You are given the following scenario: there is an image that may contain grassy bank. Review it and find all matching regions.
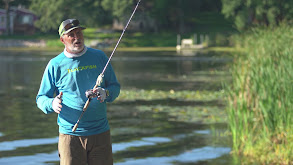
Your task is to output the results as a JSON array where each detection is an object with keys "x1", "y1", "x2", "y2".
[
  {"x1": 226, "y1": 24, "x2": 293, "y2": 164},
  {"x1": 0, "y1": 27, "x2": 240, "y2": 53},
  {"x1": 0, "y1": 22, "x2": 237, "y2": 51},
  {"x1": 0, "y1": 29, "x2": 187, "y2": 48}
]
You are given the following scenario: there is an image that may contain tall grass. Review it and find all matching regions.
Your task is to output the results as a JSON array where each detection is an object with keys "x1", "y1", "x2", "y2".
[{"x1": 226, "y1": 24, "x2": 293, "y2": 164}]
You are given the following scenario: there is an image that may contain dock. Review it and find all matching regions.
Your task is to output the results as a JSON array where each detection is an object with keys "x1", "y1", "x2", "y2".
[{"x1": 176, "y1": 34, "x2": 208, "y2": 52}]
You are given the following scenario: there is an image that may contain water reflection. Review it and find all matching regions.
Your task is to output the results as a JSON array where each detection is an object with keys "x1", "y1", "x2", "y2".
[
  {"x1": 0, "y1": 146, "x2": 230, "y2": 165},
  {"x1": 0, "y1": 137, "x2": 59, "y2": 152},
  {"x1": 116, "y1": 147, "x2": 230, "y2": 165},
  {"x1": 0, "y1": 136, "x2": 172, "y2": 164},
  {"x1": 0, "y1": 50, "x2": 233, "y2": 165},
  {"x1": 0, "y1": 133, "x2": 230, "y2": 165},
  {"x1": 0, "y1": 151, "x2": 59, "y2": 165}
]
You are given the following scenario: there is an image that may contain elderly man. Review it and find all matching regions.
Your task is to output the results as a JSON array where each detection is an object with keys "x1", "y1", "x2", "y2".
[{"x1": 36, "y1": 19, "x2": 120, "y2": 165}]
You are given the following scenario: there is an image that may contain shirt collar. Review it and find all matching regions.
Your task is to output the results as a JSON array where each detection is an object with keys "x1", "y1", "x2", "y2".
[{"x1": 64, "y1": 46, "x2": 87, "y2": 58}]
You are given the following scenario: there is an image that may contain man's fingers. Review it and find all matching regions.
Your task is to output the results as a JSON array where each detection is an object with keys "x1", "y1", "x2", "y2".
[
  {"x1": 54, "y1": 103, "x2": 62, "y2": 114},
  {"x1": 97, "y1": 96, "x2": 104, "y2": 103},
  {"x1": 54, "y1": 108, "x2": 61, "y2": 114},
  {"x1": 53, "y1": 93, "x2": 63, "y2": 114}
]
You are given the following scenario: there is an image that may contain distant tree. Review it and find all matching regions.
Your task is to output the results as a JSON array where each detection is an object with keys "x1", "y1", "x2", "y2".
[
  {"x1": 29, "y1": 0, "x2": 224, "y2": 33},
  {"x1": 221, "y1": 0, "x2": 293, "y2": 30},
  {"x1": 30, "y1": 0, "x2": 70, "y2": 33},
  {"x1": 30, "y1": 0, "x2": 112, "y2": 33},
  {"x1": 148, "y1": 0, "x2": 222, "y2": 33},
  {"x1": 101, "y1": 0, "x2": 134, "y2": 22},
  {"x1": 76, "y1": 0, "x2": 112, "y2": 28}
]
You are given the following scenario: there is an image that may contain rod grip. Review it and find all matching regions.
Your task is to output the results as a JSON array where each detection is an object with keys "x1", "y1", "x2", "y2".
[
  {"x1": 72, "y1": 123, "x2": 79, "y2": 132},
  {"x1": 72, "y1": 99, "x2": 91, "y2": 132},
  {"x1": 83, "y1": 99, "x2": 91, "y2": 110}
]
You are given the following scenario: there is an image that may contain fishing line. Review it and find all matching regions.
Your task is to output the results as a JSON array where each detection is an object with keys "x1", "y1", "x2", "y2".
[
  {"x1": 101, "y1": 0, "x2": 141, "y2": 76},
  {"x1": 96, "y1": 0, "x2": 141, "y2": 86}
]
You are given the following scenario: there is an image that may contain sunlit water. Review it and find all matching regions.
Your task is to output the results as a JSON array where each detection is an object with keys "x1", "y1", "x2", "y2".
[{"x1": 0, "y1": 50, "x2": 234, "y2": 165}]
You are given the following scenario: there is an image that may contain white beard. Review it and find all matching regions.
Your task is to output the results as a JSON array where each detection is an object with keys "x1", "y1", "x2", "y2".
[
  {"x1": 66, "y1": 44, "x2": 84, "y2": 53},
  {"x1": 64, "y1": 46, "x2": 87, "y2": 58}
]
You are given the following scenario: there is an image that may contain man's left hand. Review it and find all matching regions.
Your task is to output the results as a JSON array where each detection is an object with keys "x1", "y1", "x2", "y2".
[{"x1": 93, "y1": 87, "x2": 108, "y2": 103}]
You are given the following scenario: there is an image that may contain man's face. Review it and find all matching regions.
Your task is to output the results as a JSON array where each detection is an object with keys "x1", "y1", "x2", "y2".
[{"x1": 60, "y1": 28, "x2": 84, "y2": 54}]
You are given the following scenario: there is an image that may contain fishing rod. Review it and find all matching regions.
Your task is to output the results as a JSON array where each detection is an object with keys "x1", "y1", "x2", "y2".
[{"x1": 72, "y1": 0, "x2": 142, "y2": 132}]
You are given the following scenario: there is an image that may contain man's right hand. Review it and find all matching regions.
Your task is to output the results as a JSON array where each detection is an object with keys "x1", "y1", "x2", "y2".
[{"x1": 52, "y1": 92, "x2": 63, "y2": 114}]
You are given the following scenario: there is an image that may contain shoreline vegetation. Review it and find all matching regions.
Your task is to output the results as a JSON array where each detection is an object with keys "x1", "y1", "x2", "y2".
[
  {"x1": 0, "y1": 27, "x2": 239, "y2": 53},
  {"x1": 226, "y1": 24, "x2": 293, "y2": 164},
  {"x1": 0, "y1": 45, "x2": 240, "y2": 53}
]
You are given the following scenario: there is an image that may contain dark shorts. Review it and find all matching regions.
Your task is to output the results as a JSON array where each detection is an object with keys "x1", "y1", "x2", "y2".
[{"x1": 58, "y1": 130, "x2": 113, "y2": 165}]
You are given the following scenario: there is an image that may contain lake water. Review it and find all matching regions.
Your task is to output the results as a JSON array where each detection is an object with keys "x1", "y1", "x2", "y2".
[{"x1": 0, "y1": 50, "x2": 234, "y2": 165}]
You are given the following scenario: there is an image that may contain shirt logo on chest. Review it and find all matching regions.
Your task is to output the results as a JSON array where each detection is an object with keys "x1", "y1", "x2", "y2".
[{"x1": 67, "y1": 65, "x2": 97, "y2": 73}]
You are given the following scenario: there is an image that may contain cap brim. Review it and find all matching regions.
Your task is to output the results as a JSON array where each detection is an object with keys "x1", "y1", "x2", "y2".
[{"x1": 64, "y1": 26, "x2": 86, "y2": 35}]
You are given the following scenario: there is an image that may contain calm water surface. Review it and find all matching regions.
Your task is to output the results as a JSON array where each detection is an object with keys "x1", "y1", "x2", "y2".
[{"x1": 0, "y1": 50, "x2": 234, "y2": 165}]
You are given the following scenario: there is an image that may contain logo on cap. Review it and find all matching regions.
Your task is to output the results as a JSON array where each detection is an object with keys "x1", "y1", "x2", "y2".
[{"x1": 58, "y1": 19, "x2": 86, "y2": 36}]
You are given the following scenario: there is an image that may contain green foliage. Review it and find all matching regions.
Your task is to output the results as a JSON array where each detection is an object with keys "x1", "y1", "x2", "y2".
[
  {"x1": 149, "y1": 0, "x2": 222, "y2": 32},
  {"x1": 222, "y1": 0, "x2": 293, "y2": 30},
  {"x1": 30, "y1": 0, "x2": 69, "y2": 32},
  {"x1": 27, "y1": 0, "x2": 224, "y2": 33},
  {"x1": 30, "y1": 0, "x2": 111, "y2": 32},
  {"x1": 102, "y1": 0, "x2": 133, "y2": 20},
  {"x1": 226, "y1": 24, "x2": 293, "y2": 164},
  {"x1": 76, "y1": 0, "x2": 112, "y2": 27}
]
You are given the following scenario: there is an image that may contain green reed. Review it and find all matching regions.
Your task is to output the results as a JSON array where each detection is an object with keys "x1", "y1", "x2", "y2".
[{"x1": 226, "y1": 24, "x2": 293, "y2": 164}]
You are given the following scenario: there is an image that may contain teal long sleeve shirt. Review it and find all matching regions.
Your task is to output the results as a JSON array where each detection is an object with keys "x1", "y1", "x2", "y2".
[{"x1": 36, "y1": 47, "x2": 120, "y2": 136}]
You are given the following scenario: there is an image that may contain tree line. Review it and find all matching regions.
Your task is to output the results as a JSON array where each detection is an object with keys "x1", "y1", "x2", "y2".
[{"x1": 1, "y1": 0, "x2": 292, "y2": 33}]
